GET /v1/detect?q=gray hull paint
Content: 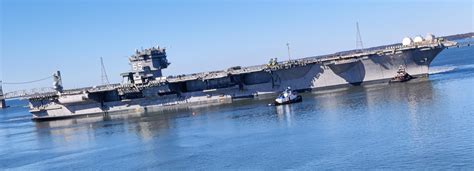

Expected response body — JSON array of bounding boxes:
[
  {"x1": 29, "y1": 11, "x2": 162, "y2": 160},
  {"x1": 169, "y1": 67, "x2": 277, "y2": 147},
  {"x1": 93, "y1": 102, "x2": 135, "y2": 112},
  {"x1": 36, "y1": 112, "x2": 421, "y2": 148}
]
[
  {"x1": 241, "y1": 47, "x2": 442, "y2": 91},
  {"x1": 31, "y1": 46, "x2": 444, "y2": 120}
]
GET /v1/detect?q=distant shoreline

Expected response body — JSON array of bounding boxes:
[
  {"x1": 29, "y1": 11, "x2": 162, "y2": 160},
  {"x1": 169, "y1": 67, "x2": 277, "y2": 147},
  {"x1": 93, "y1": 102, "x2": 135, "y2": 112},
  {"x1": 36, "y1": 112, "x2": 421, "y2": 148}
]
[{"x1": 443, "y1": 32, "x2": 474, "y2": 40}]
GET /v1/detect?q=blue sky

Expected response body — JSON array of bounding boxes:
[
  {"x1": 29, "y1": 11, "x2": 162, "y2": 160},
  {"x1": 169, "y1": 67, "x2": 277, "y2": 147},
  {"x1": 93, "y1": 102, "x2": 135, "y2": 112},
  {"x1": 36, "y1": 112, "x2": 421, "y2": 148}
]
[{"x1": 1, "y1": 0, "x2": 472, "y2": 91}]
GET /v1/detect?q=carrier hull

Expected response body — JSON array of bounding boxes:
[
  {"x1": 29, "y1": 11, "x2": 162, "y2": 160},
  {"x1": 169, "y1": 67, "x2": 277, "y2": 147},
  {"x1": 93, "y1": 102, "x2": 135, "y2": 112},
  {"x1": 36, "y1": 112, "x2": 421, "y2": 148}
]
[{"x1": 29, "y1": 38, "x2": 454, "y2": 121}]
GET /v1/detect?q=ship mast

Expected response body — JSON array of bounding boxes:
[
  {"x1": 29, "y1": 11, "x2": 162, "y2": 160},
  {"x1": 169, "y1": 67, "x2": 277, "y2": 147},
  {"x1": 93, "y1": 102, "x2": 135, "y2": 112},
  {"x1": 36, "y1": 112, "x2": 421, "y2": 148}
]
[
  {"x1": 286, "y1": 42, "x2": 291, "y2": 61},
  {"x1": 100, "y1": 57, "x2": 110, "y2": 85},
  {"x1": 356, "y1": 22, "x2": 364, "y2": 52}
]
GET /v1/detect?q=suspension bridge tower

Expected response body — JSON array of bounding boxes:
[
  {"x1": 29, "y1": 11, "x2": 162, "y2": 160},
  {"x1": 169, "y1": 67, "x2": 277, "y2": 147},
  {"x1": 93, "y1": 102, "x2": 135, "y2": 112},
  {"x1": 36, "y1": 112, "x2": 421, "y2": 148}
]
[{"x1": 0, "y1": 81, "x2": 5, "y2": 109}]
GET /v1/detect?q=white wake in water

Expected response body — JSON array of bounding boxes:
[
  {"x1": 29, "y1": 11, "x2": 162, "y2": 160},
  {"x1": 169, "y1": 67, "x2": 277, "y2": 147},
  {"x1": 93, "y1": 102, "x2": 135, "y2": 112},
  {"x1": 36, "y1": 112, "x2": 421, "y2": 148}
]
[
  {"x1": 7, "y1": 116, "x2": 31, "y2": 122},
  {"x1": 429, "y1": 64, "x2": 474, "y2": 75},
  {"x1": 429, "y1": 65, "x2": 456, "y2": 74}
]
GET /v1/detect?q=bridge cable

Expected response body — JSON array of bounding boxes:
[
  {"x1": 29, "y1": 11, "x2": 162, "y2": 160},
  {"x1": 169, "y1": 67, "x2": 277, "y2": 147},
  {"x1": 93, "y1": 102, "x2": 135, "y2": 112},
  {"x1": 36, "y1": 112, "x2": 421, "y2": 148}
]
[{"x1": 2, "y1": 76, "x2": 53, "y2": 85}]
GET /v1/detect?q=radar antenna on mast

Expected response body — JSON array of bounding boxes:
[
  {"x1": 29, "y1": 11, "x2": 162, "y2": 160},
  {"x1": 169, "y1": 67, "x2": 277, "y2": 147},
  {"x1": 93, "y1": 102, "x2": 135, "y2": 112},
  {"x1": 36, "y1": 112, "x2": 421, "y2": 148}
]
[
  {"x1": 356, "y1": 22, "x2": 364, "y2": 52},
  {"x1": 100, "y1": 57, "x2": 110, "y2": 85}
]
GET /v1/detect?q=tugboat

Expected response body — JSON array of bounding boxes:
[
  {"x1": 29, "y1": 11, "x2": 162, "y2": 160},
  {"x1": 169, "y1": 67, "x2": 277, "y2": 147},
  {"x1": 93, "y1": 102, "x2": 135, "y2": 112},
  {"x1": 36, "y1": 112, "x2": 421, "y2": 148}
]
[
  {"x1": 274, "y1": 87, "x2": 302, "y2": 106},
  {"x1": 390, "y1": 65, "x2": 413, "y2": 83}
]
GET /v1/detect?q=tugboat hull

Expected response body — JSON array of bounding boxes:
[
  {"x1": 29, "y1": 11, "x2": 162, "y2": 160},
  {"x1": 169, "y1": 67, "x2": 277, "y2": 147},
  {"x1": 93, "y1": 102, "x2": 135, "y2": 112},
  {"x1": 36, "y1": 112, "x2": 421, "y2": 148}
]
[{"x1": 274, "y1": 95, "x2": 303, "y2": 106}]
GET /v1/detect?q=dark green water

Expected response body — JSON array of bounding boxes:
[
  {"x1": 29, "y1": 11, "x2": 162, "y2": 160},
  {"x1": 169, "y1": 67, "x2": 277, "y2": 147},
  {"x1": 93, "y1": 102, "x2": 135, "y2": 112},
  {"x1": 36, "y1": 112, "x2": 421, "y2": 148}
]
[{"x1": 1, "y1": 44, "x2": 473, "y2": 169}]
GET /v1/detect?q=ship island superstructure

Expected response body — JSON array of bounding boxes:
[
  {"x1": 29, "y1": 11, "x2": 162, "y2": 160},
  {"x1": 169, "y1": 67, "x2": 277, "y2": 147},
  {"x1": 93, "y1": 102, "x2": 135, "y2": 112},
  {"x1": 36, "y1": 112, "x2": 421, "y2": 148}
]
[{"x1": 28, "y1": 34, "x2": 458, "y2": 120}]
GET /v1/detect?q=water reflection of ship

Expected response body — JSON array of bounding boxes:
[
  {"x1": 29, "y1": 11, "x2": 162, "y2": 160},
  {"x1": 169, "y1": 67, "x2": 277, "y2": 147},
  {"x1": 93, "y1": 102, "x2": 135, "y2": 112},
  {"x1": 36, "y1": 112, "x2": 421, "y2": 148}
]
[
  {"x1": 303, "y1": 79, "x2": 435, "y2": 144},
  {"x1": 314, "y1": 78, "x2": 434, "y2": 111},
  {"x1": 33, "y1": 117, "x2": 103, "y2": 148},
  {"x1": 393, "y1": 79, "x2": 435, "y2": 140},
  {"x1": 34, "y1": 109, "x2": 183, "y2": 142},
  {"x1": 275, "y1": 104, "x2": 294, "y2": 126}
]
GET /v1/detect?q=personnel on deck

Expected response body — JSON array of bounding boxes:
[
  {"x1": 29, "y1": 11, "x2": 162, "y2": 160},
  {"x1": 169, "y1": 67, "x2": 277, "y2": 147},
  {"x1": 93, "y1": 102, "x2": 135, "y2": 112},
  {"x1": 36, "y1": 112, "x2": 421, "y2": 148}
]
[{"x1": 268, "y1": 58, "x2": 274, "y2": 66}]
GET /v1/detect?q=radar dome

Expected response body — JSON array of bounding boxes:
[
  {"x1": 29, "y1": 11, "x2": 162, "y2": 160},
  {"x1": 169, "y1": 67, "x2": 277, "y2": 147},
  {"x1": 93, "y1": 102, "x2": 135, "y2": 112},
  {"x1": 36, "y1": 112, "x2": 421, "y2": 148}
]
[
  {"x1": 425, "y1": 33, "x2": 435, "y2": 41},
  {"x1": 413, "y1": 36, "x2": 424, "y2": 43},
  {"x1": 402, "y1": 37, "x2": 413, "y2": 46}
]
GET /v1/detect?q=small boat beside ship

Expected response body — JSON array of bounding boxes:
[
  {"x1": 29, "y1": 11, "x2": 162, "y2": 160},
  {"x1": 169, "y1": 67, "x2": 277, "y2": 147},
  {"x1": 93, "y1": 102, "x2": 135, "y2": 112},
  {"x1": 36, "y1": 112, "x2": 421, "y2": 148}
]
[
  {"x1": 274, "y1": 87, "x2": 302, "y2": 106},
  {"x1": 390, "y1": 65, "x2": 414, "y2": 83}
]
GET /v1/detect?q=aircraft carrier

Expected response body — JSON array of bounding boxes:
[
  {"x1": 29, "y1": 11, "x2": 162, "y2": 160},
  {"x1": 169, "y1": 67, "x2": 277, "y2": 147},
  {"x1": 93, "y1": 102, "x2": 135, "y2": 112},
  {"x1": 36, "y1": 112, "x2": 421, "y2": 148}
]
[{"x1": 27, "y1": 34, "x2": 460, "y2": 120}]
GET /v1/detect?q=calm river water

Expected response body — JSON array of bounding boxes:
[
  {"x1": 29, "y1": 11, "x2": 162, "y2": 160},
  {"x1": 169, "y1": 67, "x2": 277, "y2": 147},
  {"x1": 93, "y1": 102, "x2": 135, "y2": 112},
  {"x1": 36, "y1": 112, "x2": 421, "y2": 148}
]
[{"x1": 1, "y1": 42, "x2": 473, "y2": 170}]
